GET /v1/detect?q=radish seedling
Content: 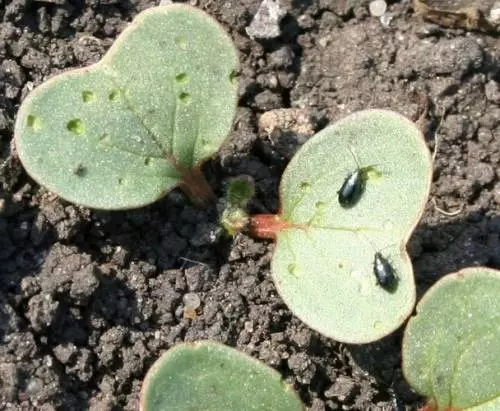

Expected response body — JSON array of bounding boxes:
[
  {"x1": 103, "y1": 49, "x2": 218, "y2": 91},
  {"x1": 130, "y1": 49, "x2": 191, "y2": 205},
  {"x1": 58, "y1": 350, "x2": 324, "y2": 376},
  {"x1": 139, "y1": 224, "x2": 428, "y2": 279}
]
[
  {"x1": 227, "y1": 109, "x2": 433, "y2": 343},
  {"x1": 220, "y1": 175, "x2": 255, "y2": 235},
  {"x1": 403, "y1": 268, "x2": 500, "y2": 411},
  {"x1": 14, "y1": 4, "x2": 238, "y2": 209},
  {"x1": 140, "y1": 340, "x2": 304, "y2": 411}
]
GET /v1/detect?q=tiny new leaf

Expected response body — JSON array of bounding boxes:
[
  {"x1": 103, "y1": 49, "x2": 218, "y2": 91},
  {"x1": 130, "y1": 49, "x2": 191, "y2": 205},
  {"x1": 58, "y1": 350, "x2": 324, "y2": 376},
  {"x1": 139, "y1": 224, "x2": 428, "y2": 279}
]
[
  {"x1": 140, "y1": 340, "x2": 304, "y2": 411},
  {"x1": 15, "y1": 4, "x2": 238, "y2": 209},
  {"x1": 250, "y1": 109, "x2": 432, "y2": 343},
  {"x1": 403, "y1": 268, "x2": 500, "y2": 411}
]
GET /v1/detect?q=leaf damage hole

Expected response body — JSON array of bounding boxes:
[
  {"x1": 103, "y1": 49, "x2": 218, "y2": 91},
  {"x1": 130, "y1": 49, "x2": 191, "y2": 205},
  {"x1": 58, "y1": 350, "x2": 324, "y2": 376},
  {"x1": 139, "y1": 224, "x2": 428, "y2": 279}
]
[
  {"x1": 109, "y1": 89, "x2": 120, "y2": 101},
  {"x1": 299, "y1": 181, "x2": 311, "y2": 192},
  {"x1": 365, "y1": 166, "x2": 383, "y2": 182},
  {"x1": 82, "y1": 90, "x2": 95, "y2": 103},
  {"x1": 144, "y1": 157, "x2": 151, "y2": 166},
  {"x1": 27, "y1": 114, "x2": 42, "y2": 131},
  {"x1": 179, "y1": 92, "x2": 191, "y2": 104},
  {"x1": 229, "y1": 69, "x2": 237, "y2": 85},
  {"x1": 174, "y1": 36, "x2": 188, "y2": 49},
  {"x1": 117, "y1": 178, "x2": 124, "y2": 185},
  {"x1": 315, "y1": 201, "x2": 327, "y2": 211},
  {"x1": 73, "y1": 164, "x2": 87, "y2": 177},
  {"x1": 175, "y1": 73, "x2": 189, "y2": 84},
  {"x1": 67, "y1": 119, "x2": 86, "y2": 136}
]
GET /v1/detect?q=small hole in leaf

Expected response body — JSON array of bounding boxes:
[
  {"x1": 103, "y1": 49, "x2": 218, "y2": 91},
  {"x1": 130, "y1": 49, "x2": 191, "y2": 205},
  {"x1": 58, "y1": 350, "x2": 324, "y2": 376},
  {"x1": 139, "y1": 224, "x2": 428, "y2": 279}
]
[
  {"x1": 315, "y1": 201, "x2": 327, "y2": 211},
  {"x1": 299, "y1": 181, "x2": 311, "y2": 192},
  {"x1": 229, "y1": 70, "x2": 237, "y2": 85},
  {"x1": 27, "y1": 114, "x2": 42, "y2": 131},
  {"x1": 109, "y1": 90, "x2": 120, "y2": 101},
  {"x1": 144, "y1": 157, "x2": 151, "y2": 166},
  {"x1": 366, "y1": 166, "x2": 383, "y2": 181},
  {"x1": 179, "y1": 92, "x2": 191, "y2": 104},
  {"x1": 117, "y1": 178, "x2": 124, "y2": 185},
  {"x1": 175, "y1": 36, "x2": 188, "y2": 49},
  {"x1": 73, "y1": 164, "x2": 87, "y2": 177},
  {"x1": 175, "y1": 73, "x2": 189, "y2": 84},
  {"x1": 82, "y1": 91, "x2": 95, "y2": 103},
  {"x1": 67, "y1": 119, "x2": 86, "y2": 136}
]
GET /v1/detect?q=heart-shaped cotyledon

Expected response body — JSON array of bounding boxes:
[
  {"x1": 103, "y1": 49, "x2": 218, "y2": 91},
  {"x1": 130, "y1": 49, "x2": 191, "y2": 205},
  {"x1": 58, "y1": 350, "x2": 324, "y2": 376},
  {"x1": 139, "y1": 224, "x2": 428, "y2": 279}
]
[
  {"x1": 15, "y1": 4, "x2": 238, "y2": 210},
  {"x1": 249, "y1": 109, "x2": 433, "y2": 343}
]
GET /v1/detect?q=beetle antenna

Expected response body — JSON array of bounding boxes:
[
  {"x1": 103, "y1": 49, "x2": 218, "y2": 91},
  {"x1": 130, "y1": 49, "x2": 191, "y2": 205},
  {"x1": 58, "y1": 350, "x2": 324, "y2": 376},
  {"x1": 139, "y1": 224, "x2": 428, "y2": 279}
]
[
  {"x1": 356, "y1": 230, "x2": 399, "y2": 254},
  {"x1": 355, "y1": 230, "x2": 378, "y2": 252},
  {"x1": 347, "y1": 145, "x2": 362, "y2": 168}
]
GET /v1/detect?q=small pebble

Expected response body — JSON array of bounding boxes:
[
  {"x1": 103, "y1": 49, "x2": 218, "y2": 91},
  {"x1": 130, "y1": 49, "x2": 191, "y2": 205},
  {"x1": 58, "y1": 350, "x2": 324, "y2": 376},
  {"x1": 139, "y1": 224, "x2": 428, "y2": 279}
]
[
  {"x1": 246, "y1": 0, "x2": 286, "y2": 40},
  {"x1": 380, "y1": 13, "x2": 393, "y2": 27},
  {"x1": 183, "y1": 292, "x2": 201, "y2": 309},
  {"x1": 490, "y1": 2, "x2": 500, "y2": 24},
  {"x1": 369, "y1": 0, "x2": 387, "y2": 17},
  {"x1": 258, "y1": 108, "x2": 314, "y2": 136},
  {"x1": 494, "y1": 183, "x2": 500, "y2": 205}
]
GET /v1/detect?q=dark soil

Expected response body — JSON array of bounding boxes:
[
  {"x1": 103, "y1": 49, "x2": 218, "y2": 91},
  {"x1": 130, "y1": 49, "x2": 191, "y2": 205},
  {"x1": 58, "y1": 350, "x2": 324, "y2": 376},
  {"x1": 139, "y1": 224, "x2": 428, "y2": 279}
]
[{"x1": 1, "y1": 0, "x2": 499, "y2": 410}]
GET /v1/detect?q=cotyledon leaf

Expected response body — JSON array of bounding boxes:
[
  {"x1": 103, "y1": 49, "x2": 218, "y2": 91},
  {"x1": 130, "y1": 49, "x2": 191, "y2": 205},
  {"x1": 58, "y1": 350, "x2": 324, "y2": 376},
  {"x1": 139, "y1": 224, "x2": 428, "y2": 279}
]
[
  {"x1": 402, "y1": 268, "x2": 500, "y2": 411},
  {"x1": 268, "y1": 109, "x2": 432, "y2": 343},
  {"x1": 15, "y1": 4, "x2": 238, "y2": 209},
  {"x1": 140, "y1": 340, "x2": 304, "y2": 411}
]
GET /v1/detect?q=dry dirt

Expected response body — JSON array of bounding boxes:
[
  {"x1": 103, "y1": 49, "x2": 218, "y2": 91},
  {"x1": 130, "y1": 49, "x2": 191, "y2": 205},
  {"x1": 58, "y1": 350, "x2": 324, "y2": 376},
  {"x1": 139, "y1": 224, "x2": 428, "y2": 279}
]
[{"x1": 1, "y1": 0, "x2": 499, "y2": 410}]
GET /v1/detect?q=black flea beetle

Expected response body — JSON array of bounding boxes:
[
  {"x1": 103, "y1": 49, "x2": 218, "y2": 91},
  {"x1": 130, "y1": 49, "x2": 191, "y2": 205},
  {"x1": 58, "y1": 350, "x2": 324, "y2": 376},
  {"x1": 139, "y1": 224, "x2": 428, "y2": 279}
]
[
  {"x1": 338, "y1": 169, "x2": 365, "y2": 208},
  {"x1": 373, "y1": 252, "x2": 397, "y2": 290},
  {"x1": 338, "y1": 147, "x2": 365, "y2": 208}
]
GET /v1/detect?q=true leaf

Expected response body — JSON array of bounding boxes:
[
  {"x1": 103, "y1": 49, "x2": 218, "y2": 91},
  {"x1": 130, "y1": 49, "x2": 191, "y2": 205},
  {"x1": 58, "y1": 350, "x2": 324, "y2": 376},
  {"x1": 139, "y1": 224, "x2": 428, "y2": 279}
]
[
  {"x1": 402, "y1": 268, "x2": 500, "y2": 411},
  {"x1": 140, "y1": 340, "x2": 304, "y2": 411},
  {"x1": 251, "y1": 109, "x2": 432, "y2": 343},
  {"x1": 15, "y1": 4, "x2": 238, "y2": 209}
]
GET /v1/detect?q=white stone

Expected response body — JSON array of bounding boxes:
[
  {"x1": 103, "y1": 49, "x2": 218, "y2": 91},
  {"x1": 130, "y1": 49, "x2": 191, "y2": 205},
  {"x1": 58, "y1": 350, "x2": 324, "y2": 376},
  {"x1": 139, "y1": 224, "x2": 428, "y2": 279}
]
[{"x1": 369, "y1": 0, "x2": 387, "y2": 17}]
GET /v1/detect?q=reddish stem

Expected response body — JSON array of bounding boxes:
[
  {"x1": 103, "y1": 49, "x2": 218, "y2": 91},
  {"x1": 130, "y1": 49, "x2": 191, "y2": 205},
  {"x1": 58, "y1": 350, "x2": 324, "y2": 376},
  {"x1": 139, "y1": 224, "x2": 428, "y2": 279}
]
[
  {"x1": 418, "y1": 401, "x2": 462, "y2": 411},
  {"x1": 178, "y1": 166, "x2": 216, "y2": 207},
  {"x1": 249, "y1": 214, "x2": 294, "y2": 240}
]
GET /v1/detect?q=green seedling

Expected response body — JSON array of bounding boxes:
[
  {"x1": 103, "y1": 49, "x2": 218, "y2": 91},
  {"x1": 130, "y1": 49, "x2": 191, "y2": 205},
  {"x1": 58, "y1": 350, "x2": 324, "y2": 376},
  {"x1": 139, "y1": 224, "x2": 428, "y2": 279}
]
[
  {"x1": 402, "y1": 267, "x2": 500, "y2": 411},
  {"x1": 221, "y1": 175, "x2": 255, "y2": 235},
  {"x1": 240, "y1": 109, "x2": 432, "y2": 343},
  {"x1": 15, "y1": 4, "x2": 238, "y2": 209},
  {"x1": 226, "y1": 175, "x2": 255, "y2": 208},
  {"x1": 140, "y1": 340, "x2": 304, "y2": 411}
]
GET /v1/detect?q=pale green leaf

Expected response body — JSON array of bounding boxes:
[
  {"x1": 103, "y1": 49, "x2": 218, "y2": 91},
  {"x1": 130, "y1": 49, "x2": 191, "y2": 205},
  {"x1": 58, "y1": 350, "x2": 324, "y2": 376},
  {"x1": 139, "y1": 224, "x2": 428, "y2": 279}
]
[
  {"x1": 403, "y1": 268, "x2": 500, "y2": 411},
  {"x1": 140, "y1": 341, "x2": 304, "y2": 411},
  {"x1": 271, "y1": 109, "x2": 432, "y2": 343},
  {"x1": 15, "y1": 5, "x2": 238, "y2": 209}
]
